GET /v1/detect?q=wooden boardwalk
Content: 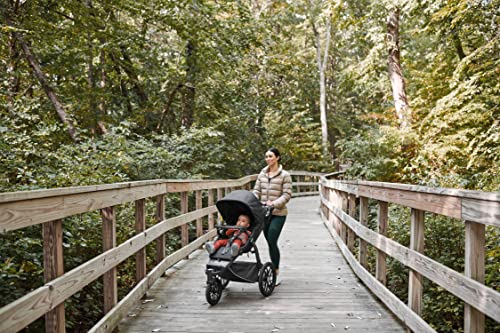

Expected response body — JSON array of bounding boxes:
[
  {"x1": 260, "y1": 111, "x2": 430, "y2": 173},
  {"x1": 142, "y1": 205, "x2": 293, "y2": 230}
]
[{"x1": 118, "y1": 196, "x2": 405, "y2": 333}]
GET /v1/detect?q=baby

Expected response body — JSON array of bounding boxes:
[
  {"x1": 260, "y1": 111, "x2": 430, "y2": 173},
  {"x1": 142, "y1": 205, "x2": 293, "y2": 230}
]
[{"x1": 205, "y1": 214, "x2": 251, "y2": 256}]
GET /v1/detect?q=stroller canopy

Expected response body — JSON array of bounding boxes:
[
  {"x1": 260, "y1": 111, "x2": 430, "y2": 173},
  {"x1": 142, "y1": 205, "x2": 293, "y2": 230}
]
[{"x1": 216, "y1": 190, "x2": 266, "y2": 231}]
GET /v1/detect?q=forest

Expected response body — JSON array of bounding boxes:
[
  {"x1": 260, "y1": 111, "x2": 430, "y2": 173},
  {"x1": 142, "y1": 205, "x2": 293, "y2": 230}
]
[{"x1": 1, "y1": 0, "x2": 498, "y2": 332}]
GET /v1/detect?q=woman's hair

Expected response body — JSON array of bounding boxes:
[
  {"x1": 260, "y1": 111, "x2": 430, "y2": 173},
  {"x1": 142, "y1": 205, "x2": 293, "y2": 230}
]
[{"x1": 267, "y1": 147, "x2": 282, "y2": 162}]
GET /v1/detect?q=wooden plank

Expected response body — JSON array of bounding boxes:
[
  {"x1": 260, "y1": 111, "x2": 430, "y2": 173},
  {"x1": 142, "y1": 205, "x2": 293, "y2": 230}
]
[
  {"x1": 42, "y1": 219, "x2": 65, "y2": 333},
  {"x1": 155, "y1": 195, "x2": 165, "y2": 265},
  {"x1": 88, "y1": 230, "x2": 216, "y2": 333},
  {"x1": 321, "y1": 212, "x2": 436, "y2": 333},
  {"x1": 324, "y1": 180, "x2": 359, "y2": 195},
  {"x1": 135, "y1": 199, "x2": 146, "y2": 283},
  {"x1": 464, "y1": 221, "x2": 485, "y2": 333},
  {"x1": 0, "y1": 287, "x2": 51, "y2": 333},
  {"x1": 408, "y1": 209, "x2": 424, "y2": 316},
  {"x1": 180, "y1": 192, "x2": 189, "y2": 247},
  {"x1": 0, "y1": 179, "x2": 167, "y2": 203},
  {"x1": 195, "y1": 190, "x2": 203, "y2": 237},
  {"x1": 165, "y1": 175, "x2": 257, "y2": 193},
  {"x1": 322, "y1": 199, "x2": 500, "y2": 322},
  {"x1": 293, "y1": 182, "x2": 318, "y2": 187},
  {"x1": 462, "y1": 198, "x2": 500, "y2": 227},
  {"x1": 359, "y1": 197, "x2": 368, "y2": 269},
  {"x1": 118, "y1": 197, "x2": 402, "y2": 333},
  {"x1": 358, "y1": 180, "x2": 500, "y2": 202},
  {"x1": 0, "y1": 183, "x2": 167, "y2": 232},
  {"x1": 376, "y1": 201, "x2": 388, "y2": 286},
  {"x1": 292, "y1": 191, "x2": 319, "y2": 197},
  {"x1": 359, "y1": 185, "x2": 462, "y2": 220},
  {"x1": 101, "y1": 207, "x2": 117, "y2": 314},
  {"x1": 0, "y1": 206, "x2": 217, "y2": 331},
  {"x1": 288, "y1": 171, "x2": 324, "y2": 177}
]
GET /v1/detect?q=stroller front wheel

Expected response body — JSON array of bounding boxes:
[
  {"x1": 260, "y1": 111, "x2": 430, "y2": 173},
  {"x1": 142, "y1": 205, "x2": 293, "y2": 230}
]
[
  {"x1": 258, "y1": 262, "x2": 276, "y2": 297},
  {"x1": 219, "y1": 277, "x2": 229, "y2": 289},
  {"x1": 205, "y1": 278, "x2": 223, "y2": 305}
]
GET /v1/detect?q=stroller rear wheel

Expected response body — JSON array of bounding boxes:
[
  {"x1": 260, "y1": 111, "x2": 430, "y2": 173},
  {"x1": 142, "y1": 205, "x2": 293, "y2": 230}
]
[
  {"x1": 258, "y1": 262, "x2": 276, "y2": 297},
  {"x1": 205, "y1": 278, "x2": 223, "y2": 305}
]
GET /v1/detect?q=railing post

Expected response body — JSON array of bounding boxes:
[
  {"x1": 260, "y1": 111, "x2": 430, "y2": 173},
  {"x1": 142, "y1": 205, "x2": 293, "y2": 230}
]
[
  {"x1": 347, "y1": 194, "x2": 356, "y2": 252},
  {"x1": 195, "y1": 190, "x2": 203, "y2": 238},
  {"x1": 135, "y1": 199, "x2": 146, "y2": 283},
  {"x1": 376, "y1": 201, "x2": 388, "y2": 285},
  {"x1": 155, "y1": 195, "x2": 165, "y2": 265},
  {"x1": 101, "y1": 207, "x2": 117, "y2": 314},
  {"x1": 180, "y1": 192, "x2": 189, "y2": 247},
  {"x1": 208, "y1": 189, "x2": 215, "y2": 229},
  {"x1": 408, "y1": 208, "x2": 425, "y2": 317},
  {"x1": 464, "y1": 221, "x2": 485, "y2": 333},
  {"x1": 217, "y1": 188, "x2": 223, "y2": 222},
  {"x1": 359, "y1": 197, "x2": 368, "y2": 269},
  {"x1": 43, "y1": 219, "x2": 65, "y2": 333},
  {"x1": 340, "y1": 192, "x2": 348, "y2": 243}
]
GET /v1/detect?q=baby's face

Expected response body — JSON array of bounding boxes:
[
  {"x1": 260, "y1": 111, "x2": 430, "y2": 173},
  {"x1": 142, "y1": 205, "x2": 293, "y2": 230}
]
[{"x1": 236, "y1": 215, "x2": 250, "y2": 228}]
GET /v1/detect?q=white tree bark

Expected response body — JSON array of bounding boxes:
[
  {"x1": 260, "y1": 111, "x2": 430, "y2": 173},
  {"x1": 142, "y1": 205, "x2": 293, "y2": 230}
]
[
  {"x1": 387, "y1": 7, "x2": 410, "y2": 130},
  {"x1": 311, "y1": 13, "x2": 332, "y2": 156}
]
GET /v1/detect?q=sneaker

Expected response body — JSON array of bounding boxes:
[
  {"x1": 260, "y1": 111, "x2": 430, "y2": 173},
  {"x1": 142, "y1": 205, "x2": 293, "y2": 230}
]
[
  {"x1": 230, "y1": 243, "x2": 240, "y2": 256},
  {"x1": 275, "y1": 273, "x2": 282, "y2": 286},
  {"x1": 205, "y1": 242, "x2": 215, "y2": 254}
]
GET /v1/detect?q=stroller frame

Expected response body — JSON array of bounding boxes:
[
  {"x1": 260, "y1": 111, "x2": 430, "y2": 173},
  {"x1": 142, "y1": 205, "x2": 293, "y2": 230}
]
[{"x1": 205, "y1": 190, "x2": 276, "y2": 305}]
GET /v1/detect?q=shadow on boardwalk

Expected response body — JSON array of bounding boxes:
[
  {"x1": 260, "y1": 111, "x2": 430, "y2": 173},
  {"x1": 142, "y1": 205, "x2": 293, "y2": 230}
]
[{"x1": 119, "y1": 196, "x2": 405, "y2": 333}]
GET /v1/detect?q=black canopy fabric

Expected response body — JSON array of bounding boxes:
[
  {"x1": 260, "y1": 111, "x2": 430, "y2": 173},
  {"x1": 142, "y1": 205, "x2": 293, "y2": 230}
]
[{"x1": 215, "y1": 190, "x2": 266, "y2": 231}]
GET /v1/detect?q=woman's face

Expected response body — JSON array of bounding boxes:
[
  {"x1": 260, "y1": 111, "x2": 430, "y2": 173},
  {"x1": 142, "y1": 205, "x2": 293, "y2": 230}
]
[{"x1": 265, "y1": 151, "x2": 278, "y2": 167}]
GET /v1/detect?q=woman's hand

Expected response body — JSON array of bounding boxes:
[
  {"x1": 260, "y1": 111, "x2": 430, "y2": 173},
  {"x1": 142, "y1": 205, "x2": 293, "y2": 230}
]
[{"x1": 265, "y1": 200, "x2": 274, "y2": 207}]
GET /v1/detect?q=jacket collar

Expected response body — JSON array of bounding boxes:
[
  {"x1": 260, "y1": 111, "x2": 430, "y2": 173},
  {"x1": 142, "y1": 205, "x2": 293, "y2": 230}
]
[{"x1": 262, "y1": 164, "x2": 283, "y2": 178}]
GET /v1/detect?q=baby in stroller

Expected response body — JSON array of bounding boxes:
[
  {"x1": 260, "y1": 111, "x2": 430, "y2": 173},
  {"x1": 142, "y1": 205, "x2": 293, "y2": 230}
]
[
  {"x1": 205, "y1": 214, "x2": 251, "y2": 257},
  {"x1": 204, "y1": 190, "x2": 277, "y2": 305}
]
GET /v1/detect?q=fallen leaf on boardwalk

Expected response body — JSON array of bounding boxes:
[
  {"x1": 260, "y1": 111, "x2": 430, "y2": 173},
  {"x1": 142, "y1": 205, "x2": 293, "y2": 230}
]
[
  {"x1": 356, "y1": 316, "x2": 362, "y2": 319},
  {"x1": 142, "y1": 299, "x2": 154, "y2": 304},
  {"x1": 330, "y1": 322, "x2": 336, "y2": 327},
  {"x1": 274, "y1": 325, "x2": 284, "y2": 329},
  {"x1": 152, "y1": 329, "x2": 160, "y2": 332},
  {"x1": 344, "y1": 326, "x2": 349, "y2": 330}
]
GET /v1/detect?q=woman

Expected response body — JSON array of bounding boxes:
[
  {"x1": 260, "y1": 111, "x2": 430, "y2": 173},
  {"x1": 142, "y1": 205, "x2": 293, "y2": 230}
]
[{"x1": 253, "y1": 147, "x2": 292, "y2": 285}]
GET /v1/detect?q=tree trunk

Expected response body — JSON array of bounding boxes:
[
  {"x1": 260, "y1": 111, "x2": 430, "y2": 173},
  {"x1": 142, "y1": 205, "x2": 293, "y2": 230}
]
[
  {"x1": 311, "y1": 15, "x2": 332, "y2": 157},
  {"x1": 6, "y1": 1, "x2": 21, "y2": 113},
  {"x1": 97, "y1": 48, "x2": 108, "y2": 134},
  {"x1": 8, "y1": 18, "x2": 78, "y2": 142},
  {"x1": 182, "y1": 41, "x2": 196, "y2": 129},
  {"x1": 156, "y1": 83, "x2": 183, "y2": 132},
  {"x1": 387, "y1": 7, "x2": 410, "y2": 130},
  {"x1": 120, "y1": 47, "x2": 148, "y2": 106}
]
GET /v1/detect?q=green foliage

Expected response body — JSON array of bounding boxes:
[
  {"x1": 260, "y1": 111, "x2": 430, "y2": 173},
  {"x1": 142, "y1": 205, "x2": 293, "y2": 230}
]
[{"x1": 1, "y1": 0, "x2": 498, "y2": 331}]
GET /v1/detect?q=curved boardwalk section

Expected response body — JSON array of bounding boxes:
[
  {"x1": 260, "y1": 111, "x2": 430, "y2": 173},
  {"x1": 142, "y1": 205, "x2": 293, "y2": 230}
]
[{"x1": 119, "y1": 196, "x2": 404, "y2": 332}]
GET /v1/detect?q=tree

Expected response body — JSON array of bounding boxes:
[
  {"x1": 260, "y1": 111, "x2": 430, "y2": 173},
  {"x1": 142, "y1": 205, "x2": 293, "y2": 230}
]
[
  {"x1": 308, "y1": 0, "x2": 332, "y2": 158},
  {"x1": 386, "y1": 6, "x2": 410, "y2": 129}
]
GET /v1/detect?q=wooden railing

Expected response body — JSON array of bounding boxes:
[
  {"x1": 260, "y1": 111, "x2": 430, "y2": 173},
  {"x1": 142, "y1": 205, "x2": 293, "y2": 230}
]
[
  {"x1": 0, "y1": 171, "x2": 321, "y2": 333},
  {"x1": 318, "y1": 178, "x2": 500, "y2": 333}
]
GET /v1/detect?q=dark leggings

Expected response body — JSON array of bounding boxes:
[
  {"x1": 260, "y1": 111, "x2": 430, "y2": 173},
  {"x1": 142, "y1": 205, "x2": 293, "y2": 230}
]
[{"x1": 263, "y1": 215, "x2": 286, "y2": 270}]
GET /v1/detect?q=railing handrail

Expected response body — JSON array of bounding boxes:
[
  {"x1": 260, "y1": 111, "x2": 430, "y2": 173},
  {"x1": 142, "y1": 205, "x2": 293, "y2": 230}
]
[
  {"x1": 0, "y1": 171, "x2": 322, "y2": 333},
  {"x1": 318, "y1": 176, "x2": 500, "y2": 333}
]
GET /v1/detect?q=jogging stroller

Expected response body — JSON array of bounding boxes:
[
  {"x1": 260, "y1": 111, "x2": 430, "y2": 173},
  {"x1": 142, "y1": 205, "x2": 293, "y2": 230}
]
[{"x1": 205, "y1": 190, "x2": 276, "y2": 305}]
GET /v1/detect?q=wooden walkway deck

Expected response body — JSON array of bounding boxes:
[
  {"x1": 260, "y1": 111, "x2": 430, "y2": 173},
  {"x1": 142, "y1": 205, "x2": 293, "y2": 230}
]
[{"x1": 118, "y1": 196, "x2": 405, "y2": 333}]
